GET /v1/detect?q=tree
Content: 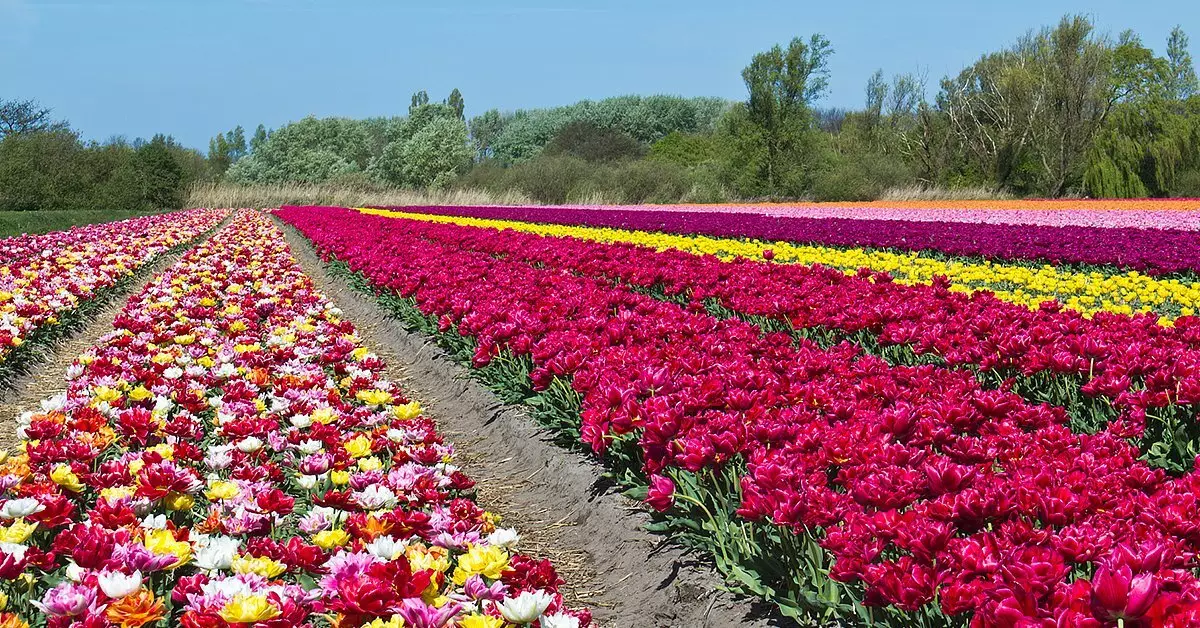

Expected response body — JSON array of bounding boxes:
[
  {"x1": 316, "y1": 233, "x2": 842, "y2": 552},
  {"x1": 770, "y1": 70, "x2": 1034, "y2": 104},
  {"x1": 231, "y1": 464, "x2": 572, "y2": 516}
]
[
  {"x1": 740, "y1": 33, "x2": 834, "y2": 193},
  {"x1": 250, "y1": 124, "x2": 269, "y2": 153},
  {"x1": 410, "y1": 90, "x2": 430, "y2": 113},
  {"x1": 468, "y1": 109, "x2": 505, "y2": 161},
  {"x1": 0, "y1": 98, "x2": 67, "y2": 139},
  {"x1": 1165, "y1": 26, "x2": 1198, "y2": 100},
  {"x1": 1030, "y1": 15, "x2": 1116, "y2": 196},
  {"x1": 372, "y1": 117, "x2": 472, "y2": 189},
  {"x1": 0, "y1": 129, "x2": 87, "y2": 211},
  {"x1": 542, "y1": 121, "x2": 645, "y2": 162},
  {"x1": 135, "y1": 135, "x2": 185, "y2": 209},
  {"x1": 864, "y1": 70, "x2": 888, "y2": 128},
  {"x1": 447, "y1": 88, "x2": 465, "y2": 120}
]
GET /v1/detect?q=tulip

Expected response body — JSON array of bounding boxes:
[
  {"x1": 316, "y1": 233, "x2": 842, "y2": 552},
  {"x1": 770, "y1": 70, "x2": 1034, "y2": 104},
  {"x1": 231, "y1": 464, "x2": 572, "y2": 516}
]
[
  {"x1": 97, "y1": 570, "x2": 143, "y2": 599},
  {"x1": 497, "y1": 590, "x2": 555, "y2": 623},
  {"x1": 646, "y1": 474, "x2": 675, "y2": 512}
]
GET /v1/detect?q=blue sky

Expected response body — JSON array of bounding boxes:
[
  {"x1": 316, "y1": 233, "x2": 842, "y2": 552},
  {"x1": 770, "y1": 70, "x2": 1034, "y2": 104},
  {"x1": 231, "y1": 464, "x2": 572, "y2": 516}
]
[{"x1": 2, "y1": 0, "x2": 1196, "y2": 150}]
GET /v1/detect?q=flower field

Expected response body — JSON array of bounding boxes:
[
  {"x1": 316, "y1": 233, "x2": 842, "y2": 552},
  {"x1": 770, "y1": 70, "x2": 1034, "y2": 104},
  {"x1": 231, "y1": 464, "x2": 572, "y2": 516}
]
[
  {"x1": 0, "y1": 209, "x2": 228, "y2": 380},
  {"x1": 276, "y1": 201, "x2": 1200, "y2": 626},
  {"x1": 0, "y1": 211, "x2": 587, "y2": 628}
]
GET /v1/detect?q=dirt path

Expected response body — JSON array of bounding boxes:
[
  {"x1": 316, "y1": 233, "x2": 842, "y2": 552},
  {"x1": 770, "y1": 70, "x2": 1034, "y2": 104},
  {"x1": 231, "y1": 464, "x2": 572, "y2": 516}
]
[{"x1": 280, "y1": 222, "x2": 784, "y2": 628}]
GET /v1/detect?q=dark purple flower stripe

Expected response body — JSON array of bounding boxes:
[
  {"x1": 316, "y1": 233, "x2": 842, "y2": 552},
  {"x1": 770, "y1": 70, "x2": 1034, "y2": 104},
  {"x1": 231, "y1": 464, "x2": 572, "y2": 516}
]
[
  {"x1": 371, "y1": 204, "x2": 1200, "y2": 275},
  {"x1": 281, "y1": 205, "x2": 1200, "y2": 625}
]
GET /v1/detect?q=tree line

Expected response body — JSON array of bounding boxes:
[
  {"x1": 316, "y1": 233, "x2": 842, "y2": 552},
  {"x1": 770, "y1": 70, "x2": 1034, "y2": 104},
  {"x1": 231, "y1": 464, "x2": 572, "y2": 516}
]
[{"x1": 2, "y1": 14, "x2": 1197, "y2": 212}]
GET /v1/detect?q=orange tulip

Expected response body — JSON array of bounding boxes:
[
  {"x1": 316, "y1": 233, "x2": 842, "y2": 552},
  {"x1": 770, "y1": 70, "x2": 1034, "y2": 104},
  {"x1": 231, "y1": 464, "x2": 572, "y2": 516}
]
[{"x1": 105, "y1": 589, "x2": 166, "y2": 627}]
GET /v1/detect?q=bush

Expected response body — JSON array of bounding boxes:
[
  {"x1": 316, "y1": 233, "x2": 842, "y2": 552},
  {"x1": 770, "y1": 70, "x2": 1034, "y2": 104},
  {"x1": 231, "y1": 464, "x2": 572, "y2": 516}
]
[
  {"x1": 611, "y1": 160, "x2": 690, "y2": 203},
  {"x1": 810, "y1": 152, "x2": 915, "y2": 201},
  {"x1": 510, "y1": 155, "x2": 593, "y2": 204},
  {"x1": 543, "y1": 121, "x2": 645, "y2": 163},
  {"x1": 648, "y1": 132, "x2": 722, "y2": 168}
]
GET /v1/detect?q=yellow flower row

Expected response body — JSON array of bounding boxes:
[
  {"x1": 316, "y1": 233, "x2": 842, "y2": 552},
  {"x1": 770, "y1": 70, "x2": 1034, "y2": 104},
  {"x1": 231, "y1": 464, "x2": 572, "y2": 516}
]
[{"x1": 356, "y1": 207, "x2": 1198, "y2": 324}]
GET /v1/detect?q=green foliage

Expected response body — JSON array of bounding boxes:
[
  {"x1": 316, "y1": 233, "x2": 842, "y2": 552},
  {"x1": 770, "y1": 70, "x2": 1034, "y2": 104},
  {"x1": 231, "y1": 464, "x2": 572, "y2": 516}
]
[
  {"x1": 373, "y1": 116, "x2": 472, "y2": 189},
  {"x1": 0, "y1": 125, "x2": 201, "y2": 212},
  {"x1": 207, "y1": 125, "x2": 247, "y2": 178},
  {"x1": 482, "y1": 95, "x2": 732, "y2": 163},
  {"x1": 0, "y1": 129, "x2": 90, "y2": 211},
  {"x1": 225, "y1": 116, "x2": 368, "y2": 184},
  {"x1": 446, "y1": 88, "x2": 465, "y2": 120},
  {"x1": 468, "y1": 109, "x2": 505, "y2": 161},
  {"x1": 647, "y1": 131, "x2": 722, "y2": 168},
  {"x1": 135, "y1": 135, "x2": 186, "y2": 209},
  {"x1": 542, "y1": 121, "x2": 645, "y2": 162}
]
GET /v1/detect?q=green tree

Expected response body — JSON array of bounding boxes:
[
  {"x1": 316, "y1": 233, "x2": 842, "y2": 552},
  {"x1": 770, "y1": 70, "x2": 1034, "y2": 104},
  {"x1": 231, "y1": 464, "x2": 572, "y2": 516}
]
[
  {"x1": 1166, "y1": 26, "x2": 1198, "y2": 100},
  {"x1": 0, "y1": 129, "x2": 87, "y2": 211},
  {"x1": 410, "y1": 90, "x2": 430, "y2": 113},
  {"x1": 542, "y1": 121, "x2": 644, "y2": 162},
  {"x1": 447, "y1": 88, "x2": 465, "y2": 120},
  {"x1": 135, "y1": 134, "x2": 185, "y2": 209},
  {"x1": 250, "y1": 124, "x2": 269, "y2": 153},
  {"x1": 739, "y1": 33, "x2": 833, "y2": 194},
  {"x1": 468, "y1": 109, "x2": 505, "y2": 161},
  {"x1": 0, "y1": 98, "x2": 68, "y2": 139},
  {"x1": 373, "y1": 117, "x2": 471, "y2": 189}
]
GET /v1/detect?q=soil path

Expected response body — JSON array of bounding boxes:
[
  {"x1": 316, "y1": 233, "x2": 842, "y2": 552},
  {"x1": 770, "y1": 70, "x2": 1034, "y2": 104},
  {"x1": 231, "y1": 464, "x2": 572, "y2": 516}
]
[{"x1": 280, "y1": 221, "x2": 783, "y2": 628}]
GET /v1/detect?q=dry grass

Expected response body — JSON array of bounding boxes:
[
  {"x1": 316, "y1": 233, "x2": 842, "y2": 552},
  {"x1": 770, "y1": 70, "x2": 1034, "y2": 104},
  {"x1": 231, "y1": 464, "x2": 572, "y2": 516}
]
[
  {"x1": 188, "y1": 181, "x2": 533, "y2": 210},
  {"x1": 880, "y1": 184, "x2": 1014, "y2": 201}
]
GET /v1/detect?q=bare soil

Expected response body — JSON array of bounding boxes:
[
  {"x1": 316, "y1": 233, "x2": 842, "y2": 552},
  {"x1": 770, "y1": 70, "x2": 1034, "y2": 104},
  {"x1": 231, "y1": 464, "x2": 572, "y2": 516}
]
[{"x1": 281, "y1": 223, "x2": 784, "y2": 627}]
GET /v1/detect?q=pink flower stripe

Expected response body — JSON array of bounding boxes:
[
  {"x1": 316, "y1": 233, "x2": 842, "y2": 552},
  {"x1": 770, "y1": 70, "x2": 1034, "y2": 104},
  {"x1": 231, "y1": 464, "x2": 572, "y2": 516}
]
[{"x1": 550, "y1": 204, "x2": 1200, "y2": 231}]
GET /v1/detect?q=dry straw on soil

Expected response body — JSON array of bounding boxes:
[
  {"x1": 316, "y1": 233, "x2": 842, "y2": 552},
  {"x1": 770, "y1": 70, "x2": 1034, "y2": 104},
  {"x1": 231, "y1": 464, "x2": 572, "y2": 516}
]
[{"x1": 188, "y1": 182, "x2": 532, "y2": 210}]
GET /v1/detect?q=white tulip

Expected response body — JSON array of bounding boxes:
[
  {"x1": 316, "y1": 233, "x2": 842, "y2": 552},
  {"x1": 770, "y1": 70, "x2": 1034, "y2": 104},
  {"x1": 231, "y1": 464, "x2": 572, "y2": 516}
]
[
  {"x1": 355, "y1": 485, "x2": 397, "y2": 510},
  {"x1": 236, "y1": 436, "x2": 263, "y2": 453},
  {"x1": 298, "y1": 440, "x2": 323, "y2": 455},
  {"x1": 366, "y1": 535, "x2": 406, "y2": 560},
  {"x1": 541, "y1": 614, "x2": 581, "y2": 628},
  {"x1": 497, "y1": 590, "x2": 555, "y2": 623},
  {"x1": 65, "y1": 562, "x2": 85, "y2": 582},
  {"x1": 140, "y1": 514, "x2": 168, "y2": 529},
  {"x1": 295, "y1": 475, "x2": 318, "y2": 490},
  {"x1": 0, "y1": 498, "x2": 43, "y2": 519},
  {"x1": 40, "y1": 393, "x2": 67, "y2": 413},
  {"x1": 193, "y1": 535, "x2": 240, "y2": 571},
  {"x1": 290, "y1": 414, "x2": 313, "y2": 429},
  {"x1": 97, "y1": 570, "x2": 143, "y2": 598},
  {"x1": 485, "y1": 528, "x2": 521, "y2": 550}
]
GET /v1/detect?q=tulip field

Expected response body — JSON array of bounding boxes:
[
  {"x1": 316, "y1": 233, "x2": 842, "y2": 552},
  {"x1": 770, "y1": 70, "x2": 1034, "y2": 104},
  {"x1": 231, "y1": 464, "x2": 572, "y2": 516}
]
[
  {"x1": 0, "y1": 211, "x2": 587, "y2": 628},
  {"x1": 275, "y1": 201, "x2": 1200, "y2": 627},
  {"x1": 4, "y1": 202, "x2": 1200, "y2": 627}
]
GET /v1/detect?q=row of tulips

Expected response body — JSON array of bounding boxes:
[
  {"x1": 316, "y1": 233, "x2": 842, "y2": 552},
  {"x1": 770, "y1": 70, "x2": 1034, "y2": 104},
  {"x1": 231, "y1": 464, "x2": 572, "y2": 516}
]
[
  {"x1": 0, "y1": 209, "x2": 229, "y2": 374},
  {"x1": 355, "y1": 207, "x2": 1200, "y2": 323},
  {"x1": 345, "y1": 206, "x2": 1200, "y2": 470},
  {"x1": 570, "y1": 201, "x2": 1200, "y2": 231},
  {"x1": 0, "y1": 210, "x2": 587, "y2": 628},
  {"x1": 280, "y1": 204, "x2": 1200, "y2": 626},
  {"x1": 374, "y1": 204, "x2": 1200, "y2": 276}
]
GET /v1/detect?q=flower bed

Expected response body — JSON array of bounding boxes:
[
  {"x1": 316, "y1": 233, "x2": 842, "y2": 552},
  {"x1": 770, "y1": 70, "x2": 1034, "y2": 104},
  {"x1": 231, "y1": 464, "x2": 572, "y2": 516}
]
[
  {"x1": 0, "y1": 209, "x2": 228, "y2": 376},
  {"x1": 0, "y1": 210, "x2": 587, "y2": 628},
  {"x1": 280, "y1": 204, "x2": 1200, "y2": 626},
  {"x1": 305, "y1": 206, "x2": 1200, "y2": 470},
  {"x1": 357, "y1": 206, "x2": 1200, "y2": 321},
  {"x1": 370, "y1": 204, "x2": 1200, "y2": 276}
]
